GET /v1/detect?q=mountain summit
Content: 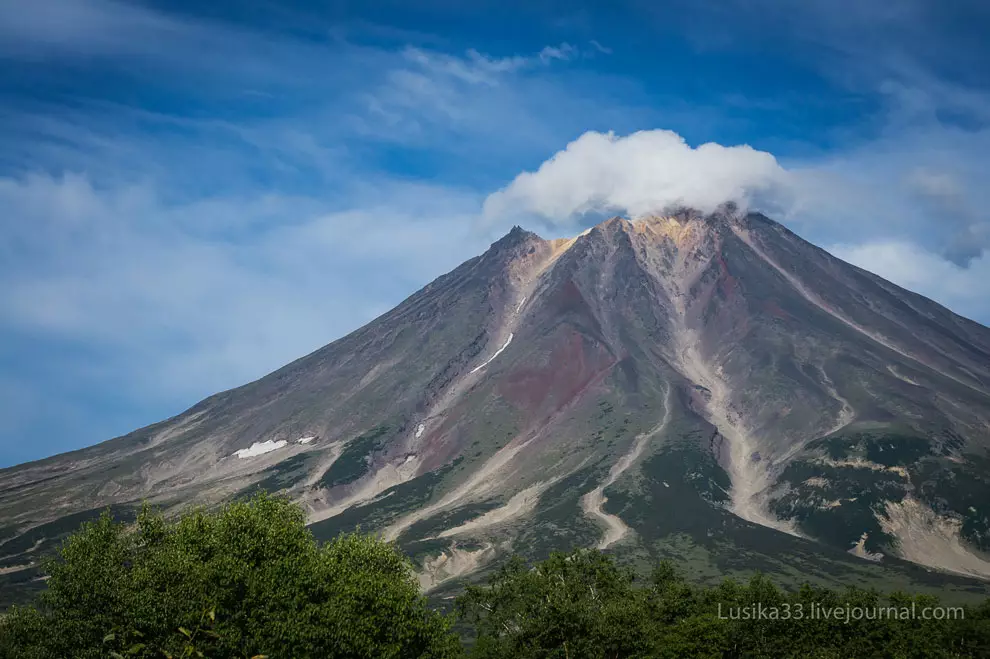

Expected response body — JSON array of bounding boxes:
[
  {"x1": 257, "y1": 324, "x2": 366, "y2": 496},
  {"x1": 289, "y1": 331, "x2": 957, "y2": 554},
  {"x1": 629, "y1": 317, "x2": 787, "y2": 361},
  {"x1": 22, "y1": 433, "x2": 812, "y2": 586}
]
[{"x1": 3, "y1": 207, "x2": 990, "y2": 599}]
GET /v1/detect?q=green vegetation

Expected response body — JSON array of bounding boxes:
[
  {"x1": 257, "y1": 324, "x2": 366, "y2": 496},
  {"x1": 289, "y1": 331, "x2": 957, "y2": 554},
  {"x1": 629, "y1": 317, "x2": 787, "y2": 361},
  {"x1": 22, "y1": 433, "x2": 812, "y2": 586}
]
[
  {"x1": 460, "y1": 551, "x2": 990, "y2": 658},
  {"x1": 769, "y1": 458, "x2": 906, "y2": 552},
  {"x1": 911, "y1": 454, "x2": 990, "y2": 551},
  {"x1": 770, "y1": 428, "x2": 990, "y2": 555},
  {"x1": 248, "y1": 453, "x2": 317, "y2": 494},
  {"x1": 318, "y1": 425, "x2": 392, "y2": 489},
  {"x1": 310, "y1": 459, "x2": 463, "y2": 544},
  {"x1": 3, "y1": 495, "x2": 989, "y2": 658},
  {"x1": 0, "y1": 494, "x2": 459, "y2": 659}
]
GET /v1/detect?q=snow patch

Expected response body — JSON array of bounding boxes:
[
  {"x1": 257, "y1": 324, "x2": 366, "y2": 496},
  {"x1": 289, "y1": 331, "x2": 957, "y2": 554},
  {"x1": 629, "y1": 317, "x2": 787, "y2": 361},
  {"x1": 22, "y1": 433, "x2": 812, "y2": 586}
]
[
  {"x1": 233, "y1": 440, "x2": 287, "y2": 459},
  {"x1": 415, "y1": 423, "x2": 425, "y2": 439},
  {"x1": 469, "y1": 333, "x2": 514, "y2": 374},
  {"x1": 297, "y1": 436, "x2": 317, "y2": 444}
]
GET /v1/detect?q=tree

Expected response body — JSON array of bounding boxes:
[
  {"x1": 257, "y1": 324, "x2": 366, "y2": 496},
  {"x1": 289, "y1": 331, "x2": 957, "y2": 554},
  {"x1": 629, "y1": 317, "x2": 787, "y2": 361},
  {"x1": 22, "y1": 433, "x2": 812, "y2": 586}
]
[
  {"x1": 457, "y1": 550, "x2": 660, "y2": 658},
  {"x1": 0, "y1": 493, "x2": 461, "y2": 659},
  {"x1": 457, "y1": 550, "x2": 990, "y2": 659}
]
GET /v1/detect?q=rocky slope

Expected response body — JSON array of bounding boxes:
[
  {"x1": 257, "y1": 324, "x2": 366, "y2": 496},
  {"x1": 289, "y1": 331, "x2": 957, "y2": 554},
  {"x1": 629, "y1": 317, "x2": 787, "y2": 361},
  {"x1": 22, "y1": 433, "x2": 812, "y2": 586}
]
[{"x1": 3, "y1": 206, "x2": 990, "y2": 604}]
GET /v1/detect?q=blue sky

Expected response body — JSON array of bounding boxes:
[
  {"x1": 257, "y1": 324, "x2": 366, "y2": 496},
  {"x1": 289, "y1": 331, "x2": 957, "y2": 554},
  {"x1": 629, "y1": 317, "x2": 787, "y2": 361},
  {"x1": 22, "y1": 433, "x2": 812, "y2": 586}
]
[{"x1": 1, "y1": 0, "x2": 989, "y2": 466}]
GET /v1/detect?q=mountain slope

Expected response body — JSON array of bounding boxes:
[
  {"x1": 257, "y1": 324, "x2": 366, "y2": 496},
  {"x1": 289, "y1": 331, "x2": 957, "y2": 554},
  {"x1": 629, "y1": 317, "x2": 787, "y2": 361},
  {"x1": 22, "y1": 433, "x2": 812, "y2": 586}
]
[{"x1": 3, "y1": 207, "x2": 990, "y2": 604}]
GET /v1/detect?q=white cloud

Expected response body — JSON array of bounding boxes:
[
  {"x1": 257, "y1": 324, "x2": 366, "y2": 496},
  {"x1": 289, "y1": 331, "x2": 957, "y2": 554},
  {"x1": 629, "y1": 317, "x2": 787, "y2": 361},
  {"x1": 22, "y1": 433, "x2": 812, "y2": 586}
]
[
  {"x1": 476, "y1": 125, "x2": 990, "y2": 327},
  {"x1": 829, "y1": 240, "x2": 990, "y2": 322},
  {"x1": 908, "y1": 168, "x2": 964, "y2": 200},
  {"x1": 481, "y1": 129, "x2": 793, "y2": 225},
  {"x1": 0, "y1": 172, "x2": 486, "y2": 403},
  {"x1": 2, "y1": 0, "x2": 989, "y2": 470},
  {"x1": 0, "y1": 27, "x2": 648, "y2": 463}
]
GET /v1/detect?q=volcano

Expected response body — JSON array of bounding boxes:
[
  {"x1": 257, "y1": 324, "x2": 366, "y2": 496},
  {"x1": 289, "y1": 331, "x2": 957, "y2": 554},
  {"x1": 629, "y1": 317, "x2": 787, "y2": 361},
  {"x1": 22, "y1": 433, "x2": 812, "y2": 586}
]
[{"x1": 3, "y1": 206, "x2": 990, "y2": 601}]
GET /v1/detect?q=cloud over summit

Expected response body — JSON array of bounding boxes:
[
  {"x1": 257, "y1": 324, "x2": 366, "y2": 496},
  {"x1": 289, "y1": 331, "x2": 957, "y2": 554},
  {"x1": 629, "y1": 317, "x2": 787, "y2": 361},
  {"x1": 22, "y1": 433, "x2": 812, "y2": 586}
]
[{"x1": 482, "y1": 129, "x2": 792, "y2": 225}]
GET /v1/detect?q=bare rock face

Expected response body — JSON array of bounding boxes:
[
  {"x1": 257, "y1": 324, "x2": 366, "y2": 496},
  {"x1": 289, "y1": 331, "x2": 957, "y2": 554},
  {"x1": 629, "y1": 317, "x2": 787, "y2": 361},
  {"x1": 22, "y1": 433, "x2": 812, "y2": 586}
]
[{"x1": 3, "y1": 206, "x2": 990, "y2": 604}]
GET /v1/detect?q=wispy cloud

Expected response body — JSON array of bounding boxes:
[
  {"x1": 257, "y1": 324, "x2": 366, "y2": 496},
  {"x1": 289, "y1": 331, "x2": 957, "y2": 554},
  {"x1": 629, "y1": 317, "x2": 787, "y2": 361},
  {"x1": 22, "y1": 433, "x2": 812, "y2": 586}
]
[
  {"x1": 0, "y1": 0, "x2": 189, "y2": 58},
  {"x1": 0, "y1": 170, "x2": 484, "y2": 387},
  {"x1": 0, "y1": 5, "x2": 631, "y2": 462}
]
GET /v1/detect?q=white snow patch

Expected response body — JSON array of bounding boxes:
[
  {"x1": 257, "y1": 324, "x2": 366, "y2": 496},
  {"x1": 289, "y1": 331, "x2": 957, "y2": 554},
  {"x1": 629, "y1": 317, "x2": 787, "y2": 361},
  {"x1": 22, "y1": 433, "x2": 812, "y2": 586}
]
[
  {"x1": 415, "y1": 423, "x2": 425, "y2": 439},
  {"x1": 469, "y1": 333, "x2": 514, "y2": 374},
  {"x1": 233, "y1": 440, "x2": 288, "y2": 459},
  {"x1": 515, "y1": 297, "x2": 526, "y2": 312},
  {"x1": 297, "y1": 436, "x2": 317, "y2": 444},
  {"x1": 662, "y1": 481, "x2": 670, "y2": 488}
]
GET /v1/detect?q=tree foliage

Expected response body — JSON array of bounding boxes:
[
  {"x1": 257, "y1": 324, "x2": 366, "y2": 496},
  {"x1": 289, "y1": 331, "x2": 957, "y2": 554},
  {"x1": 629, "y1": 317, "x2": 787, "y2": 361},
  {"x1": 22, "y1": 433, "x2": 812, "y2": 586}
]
[
  {"x1": 0, "y1": 493, "x2": 460, "y2": 659},
  {"x1": 2, "y1": 495, "x2": 989, "y2": 658},
  {"x1": 458, "y1": 550, "x2": 990, "y2": 659}
]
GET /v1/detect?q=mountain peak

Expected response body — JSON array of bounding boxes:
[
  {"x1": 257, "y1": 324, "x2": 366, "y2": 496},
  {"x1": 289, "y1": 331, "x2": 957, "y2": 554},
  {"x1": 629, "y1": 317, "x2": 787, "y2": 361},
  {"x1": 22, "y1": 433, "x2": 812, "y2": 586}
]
[
  {"x1": 567, "y1": 203, "x2": 747, "y2": 239},
  {"x1": 4, "y1": 205, "x2": 990, "y2": 604},
  {"x1": 475, "y1": 224, "x2": 533, "y2": 256},
  {"x1": 499, "y1": 224, "x2": 539, "y2": 244},
  {"x1": 563, "y1": 209, "x2": 729, "y2": 253}
]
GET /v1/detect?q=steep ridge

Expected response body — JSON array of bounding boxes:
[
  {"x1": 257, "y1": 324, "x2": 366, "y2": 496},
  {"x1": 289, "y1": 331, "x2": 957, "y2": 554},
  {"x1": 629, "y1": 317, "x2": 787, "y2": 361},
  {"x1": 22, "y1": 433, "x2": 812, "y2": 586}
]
[{"x1": 3, "y1": 207, "x2": 990, "y2": 606}]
